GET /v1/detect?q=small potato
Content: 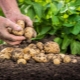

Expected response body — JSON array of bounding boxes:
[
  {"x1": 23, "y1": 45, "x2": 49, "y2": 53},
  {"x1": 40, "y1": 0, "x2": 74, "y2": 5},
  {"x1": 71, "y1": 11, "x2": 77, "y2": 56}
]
[
  {"x1": 47, "y1": 53, "x2": 54, "y2": 60},
  {"x1": 53, "y1": 58, "x2": 61, "y2": 65},
  {"x1": 16, "y1": 20, "x2": 25, "y2": 29},
  {"x1": 28, "y1": 43, "x2": 37, "y2": 49},
  {"x1": 23, "y1": 47, "x2": 38, "y2": 57},
  {"x1": 32, "y1": 53, "x2": 48, "y2": 63},
  {"x1": 0, "y1": 54, "x2": 10, "y2": 60},
  {"x1": 12, "y1": 20, "x2": 25, "y2": 36},
  {"x1": 71, "y1": 59, "x2": 77, "y2": 63},
  {"x1": 24, "y1": 27, "x2": 37, "y2": 42},
  {"x1": 59, "y1": 53, "x2": 65, "y2": 59},
  {"x1": 44, "y1": 41, "x2": 60, "y2": 54},
  {"x1": 11, "y1": 48, "x2": 24, "y2": 61},
  {"x1": 1, "y1": 47, "x2": 14, "y2": 56},
  {"x1": 63, "y1": 55, "x2": 71, "y2": 63},
  {"x1": 23, "y1": 54, "x2": 31, "y2": 60},
  {"x1": 36, "y1": 42, "x2": 44, "y2": 50},
  {"x1": 17, "y1": 59, "x2": 27, "y2": 64}
]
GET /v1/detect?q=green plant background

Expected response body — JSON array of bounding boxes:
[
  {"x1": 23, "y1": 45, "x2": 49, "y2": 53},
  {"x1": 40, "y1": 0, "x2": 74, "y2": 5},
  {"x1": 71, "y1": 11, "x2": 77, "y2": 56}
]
[{"x1": 0, "y1": 0, "x2": 80, "y2": 55}]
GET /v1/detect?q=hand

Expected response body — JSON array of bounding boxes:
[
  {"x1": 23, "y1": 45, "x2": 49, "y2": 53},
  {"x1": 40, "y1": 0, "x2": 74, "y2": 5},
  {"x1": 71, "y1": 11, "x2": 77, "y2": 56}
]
[
  {"x1": 0, "y1": 16, "x2": 25, "y2": 45},
  {"x1": 6, "y1": 12, "x2": 33, "y2": 27}
]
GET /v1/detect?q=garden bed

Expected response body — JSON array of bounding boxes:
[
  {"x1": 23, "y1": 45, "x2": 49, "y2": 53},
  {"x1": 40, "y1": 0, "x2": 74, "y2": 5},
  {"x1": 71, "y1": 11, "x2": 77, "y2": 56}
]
[{"x1": 0, "y1": 38, "x2": 80, "y2": 80}]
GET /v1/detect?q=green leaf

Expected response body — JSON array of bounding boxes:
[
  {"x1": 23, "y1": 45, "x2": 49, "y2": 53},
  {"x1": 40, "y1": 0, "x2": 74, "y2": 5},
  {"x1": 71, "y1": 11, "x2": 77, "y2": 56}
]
[
  {"x1": 71, "y1": 22, "x2": 80, "y2": 35},
  {"x1": 61, "y1": 36, "x2": 71, "y2": 50},
  {"x1": 63, "y1": 23, "x2": 74, "y2": 27},
  {"x1": 32, "y1": 2, "x2": 43, "y2": 18},
  {"x1": 70, "y1": 40, "x2": 80, "y2": 55},
  {"x1": 54, "y1": 37, "x2": 62, "y2": 45}
]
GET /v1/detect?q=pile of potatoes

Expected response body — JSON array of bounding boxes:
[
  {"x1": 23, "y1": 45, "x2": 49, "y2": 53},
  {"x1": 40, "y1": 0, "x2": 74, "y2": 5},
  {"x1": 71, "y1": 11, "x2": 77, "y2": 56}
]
[
  {"x1": 7, "y1": 20, "x2": 37, "y2": 42},
  {"x1": 0, "y1": 41, "x2": 77, "y2": 65}
]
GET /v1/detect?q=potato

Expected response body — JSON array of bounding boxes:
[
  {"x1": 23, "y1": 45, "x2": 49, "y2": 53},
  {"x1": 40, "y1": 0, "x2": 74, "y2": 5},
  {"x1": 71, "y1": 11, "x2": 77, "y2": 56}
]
[
  {"x1": 47, "y1": 53, "x2": 54, "y2": 60},
  {"x1": 23, "y1": 54, "x2": 31, "y2": 60},
  {"x1": 36, "y1": 42, "x2": 44, "y2": 50},
  {"x1": 23, "y1": 47, "x2": 38, "y2": 57},
  {"x1": 59, "y1": 53, "x2": 65, "y2": 59},
  {"x1": 53, "y1": 58, "x2": 61, "y2": 65},
  {"x1": 28, "y1": 43, "x2": 37, "y2": 49},
  {"x1": 71, "y1": 59, "x2": 77, "y2": 63},
  {"x1": 44, "y1": 41, "x2": 60, "y2": 54},
  {"x1": 0, "y1": 53, "x2": 10, "y2": 60},
  {"x1": 32, "y1": 53, "x2": 48, "y2": 63},
  {"x1": 11, "y1": 48, "x2": 24, "y2": 61},
  {"x1": 1, "y1": 47, "x2": 14, "y2": 56},
  {"x1": 17, "y1": 59, "x2": 27, "y2": 64},
  {"x1": 12, "y1": 20, "x2": 24, "y2": 36},
  {"x1": 63, "y1": 55, "x2": 71, "y2": 63},
  {"x1": 24, "y1": 27, "x2": 37, "y2": 42}
]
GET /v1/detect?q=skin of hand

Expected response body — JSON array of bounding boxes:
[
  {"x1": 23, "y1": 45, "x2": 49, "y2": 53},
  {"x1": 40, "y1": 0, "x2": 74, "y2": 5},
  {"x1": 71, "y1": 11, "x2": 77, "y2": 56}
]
[
  {"x1": 0, "y1": 0, "x2": 33, "y2": 45},
  {"x1": 0, "y1": 16, "x2": 26, "y2": 45}
]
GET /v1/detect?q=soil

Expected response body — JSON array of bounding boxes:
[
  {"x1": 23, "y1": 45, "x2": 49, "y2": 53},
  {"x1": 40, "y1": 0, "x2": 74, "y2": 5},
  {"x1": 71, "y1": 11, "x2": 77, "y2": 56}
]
[{"x1": 0, "y1": 36, "x2": 80, "y2": 80}]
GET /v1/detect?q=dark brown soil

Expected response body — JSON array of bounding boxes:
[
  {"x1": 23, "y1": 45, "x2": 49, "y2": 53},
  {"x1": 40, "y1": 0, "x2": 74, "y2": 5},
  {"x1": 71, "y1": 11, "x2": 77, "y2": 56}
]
[{"x1": 0, "y1": 38, "x2": 80, "y2": 80}]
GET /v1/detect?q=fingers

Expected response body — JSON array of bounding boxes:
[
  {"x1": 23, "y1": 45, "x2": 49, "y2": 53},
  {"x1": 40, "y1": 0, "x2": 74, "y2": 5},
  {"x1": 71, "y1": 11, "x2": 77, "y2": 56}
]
[
  {"x1": 0, "y1": 28, "x2": 25, "y2": 41},
  {"x1": 6, "y1": 19, "x2": 22, "y2": 30},
  {"x1": 4, "y1": 40, "x2": 22, "y2": 45},
  {"x1": 23, "y1": 16, "x2": 33, "y2": 27}
]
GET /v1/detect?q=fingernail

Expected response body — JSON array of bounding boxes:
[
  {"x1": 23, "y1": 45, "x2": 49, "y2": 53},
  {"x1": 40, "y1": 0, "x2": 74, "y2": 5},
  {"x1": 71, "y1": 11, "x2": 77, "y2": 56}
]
[{"x1": 16, "y1": 26, "x2": 22, "y2": 30}]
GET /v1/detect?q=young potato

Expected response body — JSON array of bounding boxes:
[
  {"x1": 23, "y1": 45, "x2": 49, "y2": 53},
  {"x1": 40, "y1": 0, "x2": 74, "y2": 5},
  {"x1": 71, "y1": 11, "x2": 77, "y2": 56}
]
[
  {"x1": 17, "y1": 59, "x2": 27, "y2": 64},
  {"x1": 11, "y1": 48, "x2": 24, "y2": 61},
  {"x1": 1, "y1": 47, "x2": 14, "y2": 57},
  {"x1": 59, "y1": 53, "x2": 65, "y2": 59},
  {"x1": 23, "y1": 47, "x2": 39, "y2": 57},
  {"x1": 63, "y1": 55, "x2": 71, "y2": 63},
  {"x1": 28, "y1": 43, "x2": 37, "y2": 49},
  {"x1": 71, "y1": 59, "x2": 77, "y2": 63},
  {"x1": 36, "y1": 42, "x2": 44, "y2": 50},
  {"x1": 12, "y1": 20, "x2": 24, "y2": 36},
  {"x1": 53, "y1": 58, "x2": 61, "y2": 65},
  {"x1": 23, "y1": 53, "x2": 31, "y2": 60},
  {"x1": 44, "y1": 41, "x2": 60, "y2": 54},
  {"x1": 24, "y1": 27, "x2": 37, "y2": 42},
  {"x1": 32, "y1": 53, "x2": 48, "y2": 63},
  {"x1": 47, "y1": 53, "x2": 54, "y2": 61}
]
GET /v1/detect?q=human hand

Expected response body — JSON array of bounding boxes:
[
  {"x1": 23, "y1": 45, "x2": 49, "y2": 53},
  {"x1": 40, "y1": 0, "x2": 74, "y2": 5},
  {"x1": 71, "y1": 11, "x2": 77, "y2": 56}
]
[
  {"x1": 0, "y1": 16, "x2": 25, "y2": 45},
  {"x1": 6, "y1": 12, "x2": 33, "y2": 27}
]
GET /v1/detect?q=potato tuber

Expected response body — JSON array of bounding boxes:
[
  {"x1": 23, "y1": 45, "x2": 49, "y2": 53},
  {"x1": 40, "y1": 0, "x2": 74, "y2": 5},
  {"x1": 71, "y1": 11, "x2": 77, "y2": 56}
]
[
  {"x1": 53, "y1": 58, "x2": 61, "y2": 65},
  {"x1": 44, "y1": 41, "x2": 60, "y2": 54},
  {"x1": 12, "y1": 20, "x2": 24, "y2": 36},
  {"x1": 17, "y1": 59, "x2": 27, "y2": 64},
  {"x1": 24, "y1": 27, "x2": 37, "y2": 42},
  {"x1": 23, "y1": 53, "x2": 31, "y2": 60},
  {"x1": 11, "y1": 48, "x2": 24, "y2": 61}
]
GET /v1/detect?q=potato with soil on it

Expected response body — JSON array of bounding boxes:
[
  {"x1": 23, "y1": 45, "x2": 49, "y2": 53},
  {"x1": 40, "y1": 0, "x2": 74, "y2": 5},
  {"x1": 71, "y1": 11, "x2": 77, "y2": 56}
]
[
  {"x1": 23, "y1": 47, "x2": 39, "y2": 57},
  {"x1": 24, "y1": 27, "x2": 37, "y2": 42},
  {"x1": 47, "y1": 53, "x2": 54, "y2": 61},
  {"x1": 0, "y1": 47, "x2": 14, "y2": 57},
  {"x1": 36, "y1": 42, "x2": 44, "y2": 50},
  {"x1": 53, "y1": 58, "x2": 61, "y2": 65},
  {"x1": 12, "y1": 20, "x2": 24, "y2": 36},
  {"x1": 11, "y1": 48, "x2": 24, "y2": 61},
  {"x1": 44, "y1": 41, "x2": 60, "y2": 54},
  {"x1": 28, "y1": 43, "x2": 37, "y2": 49},
  {"x1": 63, "y1": 55, "x2": 71, "y2": 63},
  {"x1": 32, "y1": 53, "x2": 48, "y2": 63},
  {"x1": 17, "y1": 58, "x2": 27, "y2": 64},
  {"x1": 23, "y1": 53, "x2": 31, "y2": 60}
]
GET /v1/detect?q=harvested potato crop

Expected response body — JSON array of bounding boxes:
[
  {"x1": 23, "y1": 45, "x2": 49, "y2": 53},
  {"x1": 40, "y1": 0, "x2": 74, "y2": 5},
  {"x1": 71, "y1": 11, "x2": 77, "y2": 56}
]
[
  {"x1": 0, "y1": 53, "x2": 10, "y2": 60},
  {"x1": 11, "y1": 48, "x2": 24, "y2": 61},
  {"x1": 17, "y1": 59, "x2": 27, "y2": 64},
  {"x1": 53, "y1": 58, "x2": 61, "y2": 65},
  {"x1": 36, "y1": 42, "x2": 44, "y2": 50},
  {"x1": 1, "y1": 47, "x2": 14, "y2": 56},
  {"x1": 59, "y1": 53, "x2": 65, "y2": 59},
  {"x1": 47, "y1": 53, "x2": 54, "y2": 60},
  {"x1": 12, "y1": 20, "x2": 24, "y2": 36},
  {"x1": 24, "y1": 27, "x2": 37, "y2": 42},
  {"x1": 63, "y1": 55, "x2": 71, "y2": 63},
  {"x1": 71, "y1": 59, "x2": 77, "y2": 63},
  {"x1": 23, "y1": 47, "x2": 38, "y2": 57},
  {"x1": 32, "y1": 53, "x2": 48, "y2": 63},
  {"x1": 44, "y1": 41, "x2": 60, "y2": 54},
  {"x1": 28, "y1": 43, "x2": 37, "y2": 49},
  {"x1": 23, "y1": 54, "x2": 31, "y2": 60}
]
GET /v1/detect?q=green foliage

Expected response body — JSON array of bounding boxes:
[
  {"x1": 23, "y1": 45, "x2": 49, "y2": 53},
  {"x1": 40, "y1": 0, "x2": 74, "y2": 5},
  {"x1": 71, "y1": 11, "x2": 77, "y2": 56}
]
[{"x1": 0, "y1": 0, "x2": 80, "y2": 55}]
